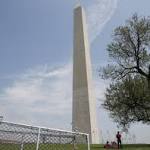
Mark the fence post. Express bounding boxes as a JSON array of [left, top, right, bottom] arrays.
[[20, 134, 24, 150], [87, 134, 90, 150], [73, 135, 77, 150], [36, 127, 41, 150], [20, 143, 24, 150]]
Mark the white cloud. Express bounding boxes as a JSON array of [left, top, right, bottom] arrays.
[[0, 63, 107, 128], [0, 63, 108, 130], [86, 0, 118, 42], [0, 64, 150, 143], [0, 64, 72, 129]]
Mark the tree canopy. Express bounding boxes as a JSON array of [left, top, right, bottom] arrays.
[[101, 14, 150, 129]]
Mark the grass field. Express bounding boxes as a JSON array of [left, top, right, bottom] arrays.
[[0, 143, 87, 150], [0, 143, 150, 150], [91, 144, 150, 150]]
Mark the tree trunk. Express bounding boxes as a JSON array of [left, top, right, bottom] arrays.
[[148, 65, 150, 92], [148, 78, 150, 90]]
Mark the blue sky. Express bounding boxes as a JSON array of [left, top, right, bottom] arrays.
[[0, 0, 150, 143]]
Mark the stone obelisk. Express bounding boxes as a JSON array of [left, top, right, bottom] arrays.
[[72, 4, 100, 144]]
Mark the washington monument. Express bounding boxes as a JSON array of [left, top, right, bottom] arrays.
[[72, 4, 100, 144]]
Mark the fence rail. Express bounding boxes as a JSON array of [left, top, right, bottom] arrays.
[[0, 121, 90, 150]]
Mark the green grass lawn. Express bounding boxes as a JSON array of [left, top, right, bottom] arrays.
[[0, 143, 150, 150], [0, 143, 88, 150], [91, 144, 150, 150]]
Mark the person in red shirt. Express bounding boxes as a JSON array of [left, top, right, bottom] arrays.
[[104, 141, 111, 149], [116, 131, 122, 149]]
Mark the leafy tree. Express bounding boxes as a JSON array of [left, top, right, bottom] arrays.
[[101, 14, 150, 128], [103, 75, 150, 129], [102, 14, 150, 88]]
